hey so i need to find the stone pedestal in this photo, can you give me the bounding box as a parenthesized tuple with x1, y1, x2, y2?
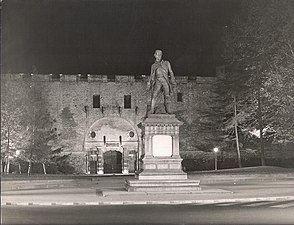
(125, 114, 200, 192)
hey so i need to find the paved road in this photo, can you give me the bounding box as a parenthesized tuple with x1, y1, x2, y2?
(2, 173, 294, 224)
(2, 200, 294, 225)
(3, 179, 294, 206)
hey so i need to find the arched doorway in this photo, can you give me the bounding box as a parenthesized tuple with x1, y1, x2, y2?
(103, 151, 122, 174)
(84, 117, 140, 174)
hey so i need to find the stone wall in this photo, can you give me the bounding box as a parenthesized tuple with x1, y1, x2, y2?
(2, 74, 216, 173)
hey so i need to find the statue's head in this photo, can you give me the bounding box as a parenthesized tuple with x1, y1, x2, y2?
(154, 50, 163, 62)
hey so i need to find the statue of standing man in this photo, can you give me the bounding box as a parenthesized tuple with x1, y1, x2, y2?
(147, 50, 176, 114)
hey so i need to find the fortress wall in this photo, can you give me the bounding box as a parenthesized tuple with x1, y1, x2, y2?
(2, 74, 216, 172)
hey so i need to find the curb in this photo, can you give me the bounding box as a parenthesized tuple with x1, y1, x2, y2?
(2, 195, 294, 206)
(197, 176, 294, 184)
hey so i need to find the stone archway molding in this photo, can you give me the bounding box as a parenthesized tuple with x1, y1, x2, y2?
(85, 116, 139, 143)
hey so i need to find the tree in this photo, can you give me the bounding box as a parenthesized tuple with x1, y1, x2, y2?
(222, 0, 294, 165)
(21, 78, 57, 175)
(186, 82, 228, 153)
(1, 75, 30, 174)
(213, 69, 252, 168)
(1, 74, 72, 175)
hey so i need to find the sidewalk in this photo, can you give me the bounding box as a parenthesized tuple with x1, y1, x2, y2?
(2, 172, 294, 206)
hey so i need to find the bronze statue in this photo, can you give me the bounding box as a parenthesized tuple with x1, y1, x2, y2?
(147, 50, 176, 114)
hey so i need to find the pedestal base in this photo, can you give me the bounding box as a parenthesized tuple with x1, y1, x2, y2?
(125, 179, 201, 192)
(125, 157, 201, 192)
(138, 157, 187, 180)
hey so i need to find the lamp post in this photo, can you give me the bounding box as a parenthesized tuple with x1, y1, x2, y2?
(213, 147, 219, 171)
(15, 150, 21, 174)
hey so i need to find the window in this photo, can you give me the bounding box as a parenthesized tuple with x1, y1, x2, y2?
(93, 95, 100, 108)
(124, 95, 131, 109)
(177, 93, 183, 102)
(129, 131, 134, 138)
(90, 131, 96, 138)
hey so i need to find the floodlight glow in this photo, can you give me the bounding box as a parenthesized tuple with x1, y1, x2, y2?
(213, 147, 219, 171)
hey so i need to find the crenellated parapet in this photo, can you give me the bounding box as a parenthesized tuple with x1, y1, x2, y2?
(1, 73, 215, 84)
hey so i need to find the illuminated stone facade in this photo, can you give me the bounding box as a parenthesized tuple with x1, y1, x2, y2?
(3, 74, 216, 174)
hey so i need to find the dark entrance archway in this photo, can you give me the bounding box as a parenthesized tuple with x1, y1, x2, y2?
(103, 151, 122, 174)
(89, 161, 97, 174)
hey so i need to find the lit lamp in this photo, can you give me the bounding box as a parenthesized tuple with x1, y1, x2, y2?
(15, 150, 22, 174)
(213, 147, 219, 171)
(15, 150, 21, 157)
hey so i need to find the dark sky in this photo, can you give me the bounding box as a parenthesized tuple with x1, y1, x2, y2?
(2, 0, 242, 76)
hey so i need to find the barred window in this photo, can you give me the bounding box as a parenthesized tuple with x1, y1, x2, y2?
(124, 95, 131, 109)
(93, 95, 100, 108)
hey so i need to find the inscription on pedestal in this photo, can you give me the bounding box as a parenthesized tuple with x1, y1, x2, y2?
(153, 135, 172, 157)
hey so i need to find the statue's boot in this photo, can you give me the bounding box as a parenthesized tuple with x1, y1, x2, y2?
(164, 95, 172, 114)
(150, 100, 156, 114)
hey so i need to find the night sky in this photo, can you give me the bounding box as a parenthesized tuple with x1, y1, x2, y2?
(2, 0, 242, 76)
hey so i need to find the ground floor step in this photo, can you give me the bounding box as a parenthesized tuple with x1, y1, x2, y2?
(125, 179, 201, 192)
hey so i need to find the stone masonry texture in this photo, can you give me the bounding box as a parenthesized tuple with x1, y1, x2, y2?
(3, 74, 216, 173)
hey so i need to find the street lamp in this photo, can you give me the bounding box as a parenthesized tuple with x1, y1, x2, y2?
(15, 150, 22, 174)
(213, 147, 219, 171)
